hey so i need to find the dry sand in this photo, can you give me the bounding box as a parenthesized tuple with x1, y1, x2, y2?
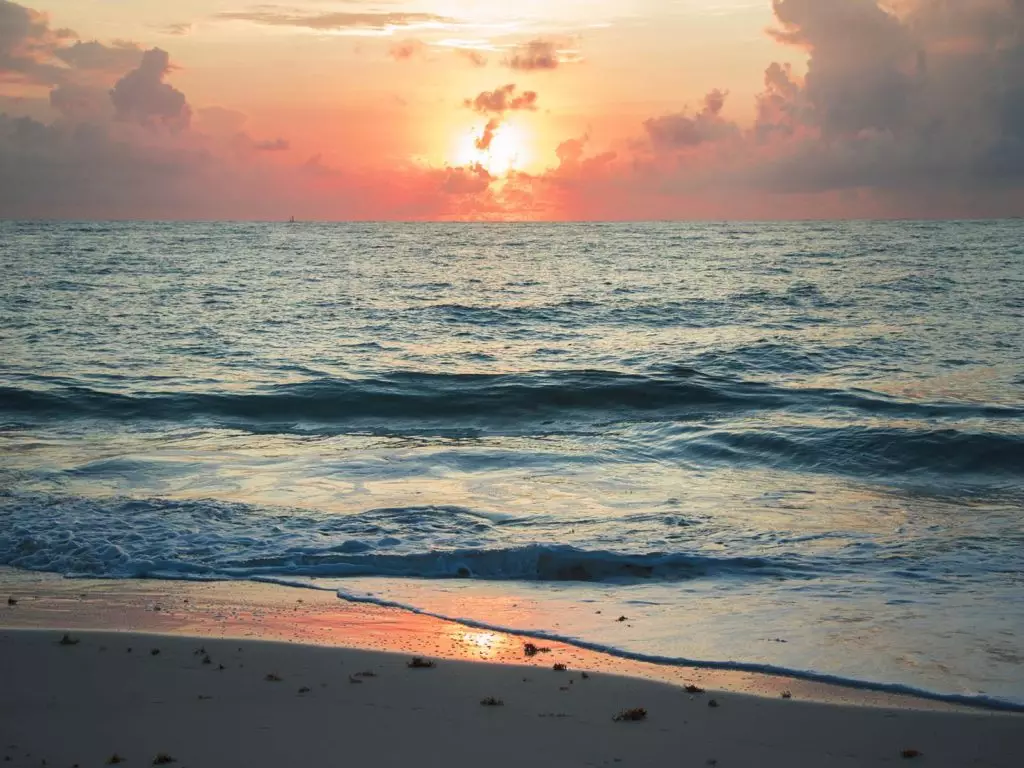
(2, 570, 1022, 767)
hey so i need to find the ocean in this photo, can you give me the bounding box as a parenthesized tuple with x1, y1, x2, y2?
(1, 220, 1022, 706)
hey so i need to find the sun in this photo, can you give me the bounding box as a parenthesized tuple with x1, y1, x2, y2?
(453, 120, 532, 174)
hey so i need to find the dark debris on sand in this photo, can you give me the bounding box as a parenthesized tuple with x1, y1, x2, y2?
(613, 708, 648, 722)
(684, 684, 705, 694)
(901, 749, 923, 759)
(58, 633, 79, 646)
(523, 643, 551, 657)
(480, 697, 504, 706)
(152, 753, 176, 765)
(407, 657, 435, 669)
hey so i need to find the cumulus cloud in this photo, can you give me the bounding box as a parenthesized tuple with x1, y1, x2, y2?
(616, 0, 1024, 209)
(505, 40, 559, 71)
(644, 89, 738, 149)
(0, 0, 73, 85)
(49, 82, 111, 121)
(746, 0, 1024, 192)
(110, 48, 190, 130)
(1, 1, 148, 98)
(54, 40, 142, 74)
(465, 84, 538, 114)
(439, 162, 492, 194)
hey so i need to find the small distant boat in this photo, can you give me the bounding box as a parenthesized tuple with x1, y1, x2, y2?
(288, 216, 296, 224)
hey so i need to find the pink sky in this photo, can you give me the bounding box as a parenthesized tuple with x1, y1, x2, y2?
(1, 0, 1023, 220)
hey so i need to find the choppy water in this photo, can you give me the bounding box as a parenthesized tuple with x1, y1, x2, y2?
(1, 220, 1022, 705)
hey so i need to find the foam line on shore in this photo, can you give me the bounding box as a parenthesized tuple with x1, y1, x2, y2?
(335, 587, 1024, 713)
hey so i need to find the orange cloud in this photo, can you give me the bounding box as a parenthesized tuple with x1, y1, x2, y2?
(215, 8, 453, 33)
(390, 39, 426, 61)
(506, 40, 559, 71)
(465, 84, 538, 114)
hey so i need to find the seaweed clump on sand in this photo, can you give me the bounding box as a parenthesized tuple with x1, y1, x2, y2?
(552, 663, 567, 671)
(613, 708, 647, 722)
(523, 642, 551, 657)
(901, 749, 922, 759)
(58, 633, 80, 646)
(684, 684, 704, 694)
(152, 754, 176, 765)
(480, 697, 504, 706)
(407, 657, 436, 669)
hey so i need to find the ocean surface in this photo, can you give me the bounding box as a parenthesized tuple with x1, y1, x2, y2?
(1, 220, 1022, 706)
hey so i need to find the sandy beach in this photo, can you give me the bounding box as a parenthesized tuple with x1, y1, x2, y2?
(2, 571, 1023, 768)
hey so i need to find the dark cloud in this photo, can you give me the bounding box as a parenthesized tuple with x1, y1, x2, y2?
(0, 0, 73, 85)
(644, 89, 738, 149)
(625, 0, 1024, 208)
(2, 1, 148, 102)
(748, 0, 1024, 191)
(0, 113, 203, 217)
(54, 40, 143, 73)
(49, 82, 111, 120)
(465, 84, 538, 114)
(506, 40, 559, 71)
(216, 8, 453, 32)
(769, 0, 916, 136)
(110, 48, 190, 130)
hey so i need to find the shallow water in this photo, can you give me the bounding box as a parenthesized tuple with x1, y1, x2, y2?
(1, 220, 1022, 703)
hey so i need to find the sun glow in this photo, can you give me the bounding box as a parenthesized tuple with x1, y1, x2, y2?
(453, 120, 532, 174)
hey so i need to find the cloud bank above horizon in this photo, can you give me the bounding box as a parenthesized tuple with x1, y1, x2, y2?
(1, 0, 1023, 220)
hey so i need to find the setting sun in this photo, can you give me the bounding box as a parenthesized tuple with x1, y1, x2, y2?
(453, 121, 532, 174)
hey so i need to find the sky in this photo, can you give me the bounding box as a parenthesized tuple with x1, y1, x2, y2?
(1, 0, 1023, 220)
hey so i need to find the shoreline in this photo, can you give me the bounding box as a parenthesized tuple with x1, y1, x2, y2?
(0, 566, 1014, 713)
(3, 568, 1024, 767)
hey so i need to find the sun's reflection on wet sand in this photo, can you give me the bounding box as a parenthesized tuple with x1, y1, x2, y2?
(452, 630, 508, 660)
